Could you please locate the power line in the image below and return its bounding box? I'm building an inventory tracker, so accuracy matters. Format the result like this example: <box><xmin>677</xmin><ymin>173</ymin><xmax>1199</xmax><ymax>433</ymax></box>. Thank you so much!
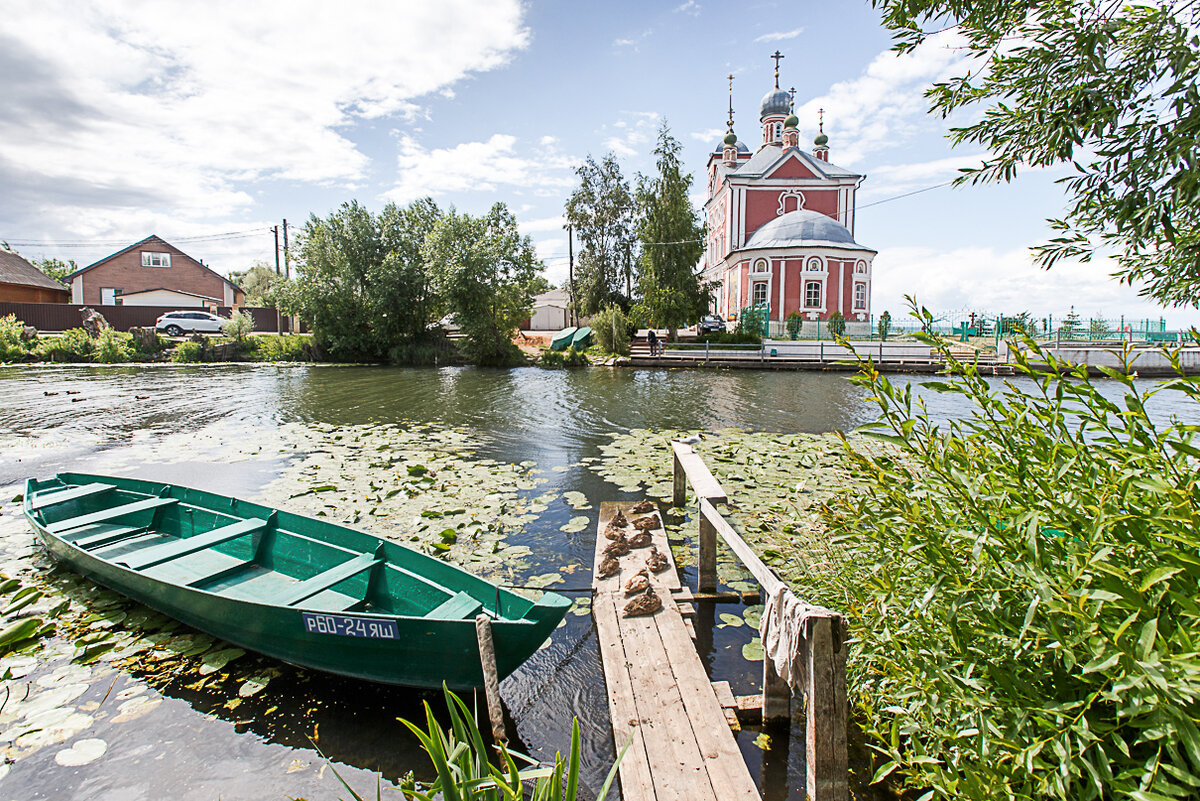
<box><xmin>2</xmin><ymin>228</ymin><xmax>272</xmax><ymax>248</ymax></box>
<box><xmin>857</xmin><ymin>181</ymin><xmax>954</xmax><ymax>210</ymax></box>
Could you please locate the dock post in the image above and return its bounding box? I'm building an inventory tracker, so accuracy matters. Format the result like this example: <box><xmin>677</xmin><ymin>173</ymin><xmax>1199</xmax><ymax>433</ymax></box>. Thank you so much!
<box><xmin>762</xmin><ymin>652</ymin><xmax>790</xmax><ymax>723</ymax></box>
<box><xmin>475</xmin><ymin>614</ymin><xmax>508</xmax><ymax>744</ymax></box>
<box><xmin>805</xmin><ymin>615</ymin><xmax>849</xmax><ymax>801</ymax></box>
<box><xmin>672</xmin><ymin>450</ymin><xmax>687</xmax><ymax>508</ymax></box>
<box><xmin>698</xmin><ymin>504</ymin><xmax>717</xmax><ymax>593</ymax></box>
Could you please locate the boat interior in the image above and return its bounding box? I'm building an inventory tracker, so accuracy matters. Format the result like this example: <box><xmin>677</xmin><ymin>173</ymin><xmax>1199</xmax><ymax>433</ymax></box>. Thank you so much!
<box><xmin>27</xmin><ymin>478</ymin><xmax>510</xmax><ymax>621</ymax></box>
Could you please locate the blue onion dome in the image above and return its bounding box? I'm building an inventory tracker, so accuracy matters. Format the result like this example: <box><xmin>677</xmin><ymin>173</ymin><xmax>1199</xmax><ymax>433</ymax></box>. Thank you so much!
<box><xmin>784</xmin><ymin>114</ymin><xmax>799</xmax><ymax>129</ymax></box>
<box><xmin>814</xmin><ymin>131</ymin><xmax>829</xmax><ymax>146</ymax></box>
<box><xmin>723</xmin><ymin>131</ymin><xmax>738</xmax><ymax>145</ymax></box>
<box><xmin>760</xmin><ymin>87</ymin><xmax>791</xmax><ymax>119</ymax></box>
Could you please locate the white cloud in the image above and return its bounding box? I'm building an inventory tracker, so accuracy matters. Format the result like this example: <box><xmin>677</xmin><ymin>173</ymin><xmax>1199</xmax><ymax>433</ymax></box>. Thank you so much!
<box><xmin>792</xmin><ymin>31</ymin><xmax>969</xmax><ymax>167</ymax></box>
<box><xmin>386</xmin><ymin>134</ymin><xmax>575</xmax><ymax>204</ymax></box>
<box><xmin>1</xmin><ymin>0</ymin><xmax>530</xmax><ymax>239</ymax></box>
<box><xmin>871</xmin><ymin>244</ymin><xmax>1193</xmax><ymax>323</ymax></box>
<box><xmin>599</xmin><ymin>111</ymin><xmax>661</xmax><ymax>161</ymax></box>
<box><xmin>754</xmin><ymin>28</ymin><xmax>804</xmax><ymax>43</ymax></box>
<box><xmin>675</xmin><ymin>1</ymin><xmax>701</xmax><ymax>16</ymax></box>
<box><xmin>520</xmin><ymin>215</ymin><xmax>567</xmax><ymax>234</ymax></box>
<box><xmin>859</xmin><ymin>154</ymin><xmax>989</xmax><ymax>198</ymax></box>
<box><xmin>691</xmin><ymin>128</ymin><xmax>725</xmax><ymax>143</ymax></box>
<box><xmin>613</xmin><ymin>29</ymin><xmax>653</xmax><ymax>49</ymax></box>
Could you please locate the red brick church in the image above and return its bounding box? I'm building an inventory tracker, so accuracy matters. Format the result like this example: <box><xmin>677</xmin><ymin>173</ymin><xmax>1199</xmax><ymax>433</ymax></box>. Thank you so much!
<box><xmin>700</xmin><ymin>54</ymin><xmax>875</xmax><ymax>327</ymax></box>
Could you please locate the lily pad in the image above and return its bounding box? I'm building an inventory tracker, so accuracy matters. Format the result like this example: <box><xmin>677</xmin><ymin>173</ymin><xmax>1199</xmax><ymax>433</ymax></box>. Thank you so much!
<box><xmin>239</xmin><ymin>675</ymin><xmax>271</xmax><ymax>697</ymax></box>
<box><xmin>742</xmin><ymin>638</ymin><xmax>764</xmax><ymax>662</ymax></box>
<box><xmin>718</xmin><ymin>613</ymin><xmax>744</xmax><ymax>628</ymax></box>
<box><xmin>560</xmin><ymin>516</ymin><xmax>590</xmax><ymax>533</ymax></box>
<box><xmin>55</xmin><ymin>738</ymin><xmax>107</xmax><ymax>766</ymax></box>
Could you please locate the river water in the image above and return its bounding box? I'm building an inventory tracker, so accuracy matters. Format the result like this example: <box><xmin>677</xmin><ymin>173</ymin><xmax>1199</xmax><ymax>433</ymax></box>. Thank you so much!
<box><xmin>1</xmin><ymin>364</ymin><xmax>1196</xmax><ymax>800</ymax></box>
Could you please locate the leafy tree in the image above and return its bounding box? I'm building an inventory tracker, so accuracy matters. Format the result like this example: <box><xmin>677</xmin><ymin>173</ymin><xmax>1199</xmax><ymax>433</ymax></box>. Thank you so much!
<box><xmin>786</xmin><ymin>311</ymin><xmax>803</xmax><ymax>340</ymax></box>
<box><xmin>592</xmin><ymin>305</ymin><xmax>630</xmax><ymax>356</ymax></box>
<box><xmin>827</xmin><ymin>309</ymin><xmax>846</xmax><ymax>338</ymax></box>
<box><xmin>221</xmin><ymin>309</ymin><xmax>255</xmax><ymax>342</ymax></box>
<box><xmin>226</xmin><ymin>262</ymin><xmax>289</xmax><ymax>308</ymax></box>
<box><xmin>289</xmin><ymin>199</ymin><xmax>442</xmax><ymax>361</ymax></box>
<box><xmin>565</xmin><ymin>154</ymin><xmax>637</xmax><ymax>314</ymax></box>
<box><xmin>871</xmin><ymin>1</ymin><xmax>1200</xmax><ymax>306</ymax></box>
<box><xmin>1059</xmin><ymin>304</ymin><xmax>1082</xmax><ymax>338</ymax></box>
<box><xmin>633</xmin><ymin>124</ymin><xmax>708</xmax><ymax>340</ymax></box>
<box><xmin>877</xmin><ymin>309</ymin><xmax>891</xmax><ymax>341</ymax></box>
<box><xmin>423</xmin><ymin>203</ymin><xmax>542</xmax><ymax>367</ymax></box>
<box><xmin>32</xmin><ymin>258</ymin><xmax>76</xmax><ymax>285</ymax></box>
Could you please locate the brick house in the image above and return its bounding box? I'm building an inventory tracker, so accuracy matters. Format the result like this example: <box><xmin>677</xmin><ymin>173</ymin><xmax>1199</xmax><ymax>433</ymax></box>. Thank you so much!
<box><xmin>67</xmin><ymin>235</ymin><xmax>243</xmax><ymax>308</ymax></box>
<box><xmin>0</xmin><ymin>250</ymin><xmax>70</xmax><ymax>303</ymax></box>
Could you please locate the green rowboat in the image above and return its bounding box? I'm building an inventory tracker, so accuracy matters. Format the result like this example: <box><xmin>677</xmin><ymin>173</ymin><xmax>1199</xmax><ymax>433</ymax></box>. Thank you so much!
<box><xmin>23</xmin><ymin>473</ymin><xmax>570</xmax><ymax>689</ymax></box>
<box><xmin>549</xmin><ymin>326</ymin><xmax>577</xmax><ymax>351</ymax></box>
<box><xmin>570</xmin><ymin>326</ymin><xmax>592</xmax><ymax>350</ymax></box>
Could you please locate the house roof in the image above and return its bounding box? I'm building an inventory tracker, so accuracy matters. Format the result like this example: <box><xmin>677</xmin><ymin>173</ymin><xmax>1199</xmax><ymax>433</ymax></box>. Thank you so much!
<box><xmin>0</xmin><ymin>250</ymin><xmax>69</xmax><ymax>292</ymax></box>
<box><xmin>67</xmin><ymin>234</ymin><xmax>243</xmax><ymax>292</ymax></box>
<box><xmin>120</xmin><ymin>287</ymin><xmax>222</xmax><ymax>302</ymax></box>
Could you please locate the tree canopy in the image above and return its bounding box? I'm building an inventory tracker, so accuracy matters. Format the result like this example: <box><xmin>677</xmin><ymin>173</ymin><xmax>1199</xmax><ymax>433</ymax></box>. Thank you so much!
<box><xmin>634</xmin><ymin>124</ymin><xmax>708</xmax><ymax>337</ymax></box>
<box><xmin>872</xmin><ymin>0</ymin><xmax>1200</xmax><ymax>306</ymax></box>
<box><xmin>564</xmin><ymin>154</ymin><xmax>637</xmax><ymax>315</ymax></box>
<box><xmin>226</xmin><ymin>261</ymin><xmax>289</xmax><ymax>308</ymax></box>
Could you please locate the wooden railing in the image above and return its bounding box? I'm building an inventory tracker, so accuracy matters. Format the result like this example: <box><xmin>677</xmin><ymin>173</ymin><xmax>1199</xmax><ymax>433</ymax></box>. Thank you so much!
<box><xmin>672</xmin><ymin>441</ymin><xmax>849</xmax><ymax>801</ymax></box>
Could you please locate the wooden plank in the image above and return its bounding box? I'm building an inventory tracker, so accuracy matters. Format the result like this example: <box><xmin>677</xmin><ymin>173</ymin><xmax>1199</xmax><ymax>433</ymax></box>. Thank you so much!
<box><xmin>48</xmin><ymin>497</ymin><xmax>177</xmax><ymax>535</ymax></box>
<box><xmin>475</xmin><ymin>614</ymin><xmax>507</xmax><ymax>744</ymax></box>
<box><xmin>699</xmin><ymin>498</ymin><xmax>784</xmax><ymax>598</ymax></box>
<box><xmin>671</xmin><ymin>442</ymin><xmax>727</xmax><ymax>504</ymax></box>
<box><xmin>807</xmin><ymin>616</ymin><xmax>842</xmax><ymax>801</ymax></box>
<box><xmin>593</xmin><ymin>591</ymin><xmax>656</xmax><ymax>800</ymax></box>
<box><xmin>30</xmin><ymin>482</ymin><xmax>114</xmax><ymax>511</ymax></box>
<box><xmin>118</xmin><ymin>517</ymin><xmax>266</xmax><ymax>570</ymax></box>
<box><xmin>697</xmin><ymin>507</ymin><xmax>717</xmax><ymax>593</ymax></box>
<box><xmin>711</xmin><ymin>681</ymin><xmax>736</xmax><ymax>710</ymax></box>
<box><xmin>763</xmin><ymin>649</ymin><xmax>792</xmax><ymax>722</ymax></box>
<box><xmin>275</xmin><ymin>553</ymin><xmax>379</xmax><ymax>607</ymax></box>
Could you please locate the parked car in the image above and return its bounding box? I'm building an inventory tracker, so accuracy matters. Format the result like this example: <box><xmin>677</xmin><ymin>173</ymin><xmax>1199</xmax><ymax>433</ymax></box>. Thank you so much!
<box><xmin>697</xmin><ymin>314</ymin><xmax>726</xmax><ymax>334</ymax></box>
<box><xmin>155</xmin><ymin>310</ymin><xmax>226</xmax><ymax>337</ymax></box>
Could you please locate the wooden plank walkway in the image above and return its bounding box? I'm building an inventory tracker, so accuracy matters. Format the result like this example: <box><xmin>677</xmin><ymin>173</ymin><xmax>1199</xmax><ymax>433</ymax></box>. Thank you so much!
<box><xmin>592</xmin><ymin>501</ymin><xmax>759</xmax><ymax>801</ymax></box>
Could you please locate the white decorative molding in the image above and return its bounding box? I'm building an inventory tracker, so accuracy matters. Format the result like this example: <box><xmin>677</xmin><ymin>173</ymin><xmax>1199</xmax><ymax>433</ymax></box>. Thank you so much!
<box><xmin>777</xmin><ymin>189</ymin><xmax>806</xmax><ymax>216</ymax></box>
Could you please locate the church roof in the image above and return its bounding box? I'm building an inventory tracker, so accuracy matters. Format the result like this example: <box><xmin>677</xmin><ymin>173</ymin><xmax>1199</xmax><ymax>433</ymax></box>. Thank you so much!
<box><xmin>734</xmin><ymin>144</ymin><xmax>861</xmax><ymax>179</ymax></box>
<box><xmin>760</xmin><ymin>87</ymin><xmax>791</xmax><ymax>118</ymax></box>
<box><xmin>712</xmin><ymin>139</ymin><xmax>751</xmax><ymax>155</ymax></box>
<box><xmin>743</xmin><ymin>209</ymin><xmax>875</xmax><ymax>253</ymax></box>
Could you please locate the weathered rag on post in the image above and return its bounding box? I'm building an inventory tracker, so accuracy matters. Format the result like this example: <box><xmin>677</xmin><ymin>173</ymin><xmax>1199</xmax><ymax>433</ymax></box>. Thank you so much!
<box><xmin>759</xmin><ymin>584</ymin><xmax>813</xmax><ymax>691</ymax></box>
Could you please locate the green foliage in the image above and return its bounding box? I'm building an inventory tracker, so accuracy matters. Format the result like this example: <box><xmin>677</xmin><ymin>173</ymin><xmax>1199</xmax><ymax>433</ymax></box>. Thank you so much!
<box><xmin>697</xmin><ymin>330</ymin><xmax>760</xmax><ymax>345</ymax></box>
<box><xmin>565</xmin><ymin>153</ymin><xmax>637</xmax><ymax>314</ymax></box>
<box><xmin>225</xmin><ymin>261</ymin><xmax>289</xmax><ymax>308</ymax></box>
<box><xmin>736</xmin><ymin>305</ymin><xmax>768</xmax><ymax>339</ymax></box>
<box><xmin>30</xmin><ymin>257</ymin><xmax>75</xmax><ymax>285</ymax></box>
<box><xmin>1060</xmin><ymin>305</ymin><xmax>1082</xmax><ymax>338</ymax></box>
<box><xmin>999</xmin><ymin>311</ymin><xmax>1036</xmax><ymax>338</ymax></box>
<box><xmin>0</xmin><ymin>314</ymin><xmax>28</xmax><ymax>362</ymax></box>
<box><xmin>786</xmin><ymin>311</ymin><xmax>803</xmax><ymax>340</ymax></box>
<box><xmin>634</xmin><ymin>123</ymin><xmax>709</xmax><ymax>337</ymax></box>
<box><xmin>830</xmin><ymin>302</ymin><xmax>1200</xmax><ymax>801</ymax></box>
<box><xmin>591</xmin><ymin>305</ymin><xmax>630</xmax><ymax>355</ymax></box>
<box><xmin>1088</xmin><ymin>315</ymin><xmax>1112</xmax><ymax>339</ymax></box>
<box><xmin>252</xmin><ymin>334</ymin><xmax>312</xmax><ymax>362</ymax></box>
<box><xmin>93</xmin><ymin>328</ymin><xmax>132</xmax><ymax>363</ymax></box>
<box><xmin>221</xmin><ymin>310</ymin><xmax>255</xmax><ymax>342</ymax></box>
<box><xmin>34</xmin><ymin>329</ymin><xmax>93</xmax><ymax>362</ymax></box>
<box><xmin>871</xmin><ymin>1</ymin><xmax>1200</xmax><ymax>306</ymax></box>
<box><xmin>539</xmin><ymin>346</ymin><xmax>589</xmax><ymax>368</ymax></box>
<box><xmin>170</xmin><ymin>341</ymin><xmax>204</xmax><ymax>363</ymax></box>
<box><xmin>877</xmin><ymin>310</ymin><xmax>891</xmax><ymax>341</ymax></box>
<box><xmin>423</xmin><ymin>203</ymin><xmax>542</xmax><ymax>367</ymax></box>
<box><xmin>827</xmin><ymin>309</ymin><xmax>845</xmax><ymax>338</ymax></box>
<box><xmin>290</xmin><ymin>198</ymin><xmax>443</xmax><ymax>361</ymax></box>
<box><xmin>388</xmin><ymin>685</ymin><xmax>625</xmax><ymax>801</ymax></box>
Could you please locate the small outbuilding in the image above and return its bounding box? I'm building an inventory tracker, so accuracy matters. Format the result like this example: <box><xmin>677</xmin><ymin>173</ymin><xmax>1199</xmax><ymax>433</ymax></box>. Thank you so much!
<box><xmin>529</xmin><ymin>288</ymin><xmax>571</xmax><ymax>330</ymax></box>
<box><xmin>0</xmin><ymin>251</ymin><xmax>70</xmax><ymax>303</ymax></box>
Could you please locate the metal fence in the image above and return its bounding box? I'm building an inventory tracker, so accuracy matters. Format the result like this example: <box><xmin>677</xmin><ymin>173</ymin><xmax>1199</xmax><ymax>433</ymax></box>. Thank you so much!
<box><xmin>0</xmin><ymin>302</ymin><xmax>301</xmax><ymax>334</ymax></box>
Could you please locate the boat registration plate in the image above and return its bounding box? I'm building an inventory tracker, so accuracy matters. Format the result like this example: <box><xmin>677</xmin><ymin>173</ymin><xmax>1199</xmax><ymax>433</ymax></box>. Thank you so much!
<box><xmin>302</xmin><ymin>612</ymin><xmax>398</xmax><ymax>639</ymax></box>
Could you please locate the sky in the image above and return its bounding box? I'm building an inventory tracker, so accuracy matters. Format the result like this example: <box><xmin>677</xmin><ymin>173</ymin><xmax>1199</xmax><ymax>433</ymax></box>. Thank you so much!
<box><xmin>2</xmin><ymin>0</ymin><xmax>1194</xmax><ymax>326</ymax></box>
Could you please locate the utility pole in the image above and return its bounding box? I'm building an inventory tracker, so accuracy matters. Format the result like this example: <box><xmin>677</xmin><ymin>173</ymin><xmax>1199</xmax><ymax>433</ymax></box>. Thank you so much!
<box><xmin>273</xmin><ymin>226</ymin><xmax>281</xmax><ymax>275</ymax></box>
<box><xmin>568</xmin><ymin>225</ymin><xmax>576</xmax><ymax>327</ymax></box>
<box><xmin>282</xmin><ymin>218</ymin><xmax>290</xmax><ymax>279</ymax></box>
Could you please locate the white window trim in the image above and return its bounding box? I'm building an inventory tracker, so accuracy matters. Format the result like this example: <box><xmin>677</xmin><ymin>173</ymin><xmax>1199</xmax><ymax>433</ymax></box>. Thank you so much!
<box><xmin>141</xmin><ymin>251</ymin><xmax>171</xmax><ymax>268</ymax></box>
<box><xmin>803</xmin><ymin>280</ymin><xmax>823</xmax><ymax>310</ymax></box>
<box><xmin>853</xmin><ymin>282</ymin><xmax>867</xmax><ymax>310</ymax></box>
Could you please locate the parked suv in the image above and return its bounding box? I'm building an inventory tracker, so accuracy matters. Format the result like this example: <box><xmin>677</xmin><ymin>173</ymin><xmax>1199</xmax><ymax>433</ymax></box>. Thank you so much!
<box><xmin>155</xmin><ymin>310</ymin><xmax>225</xmax><ymax>337</ymax></box>
<box><xmin>697</xmin><ymin>314</ymin><xmax>726</xmax><ymax>334</ymax></box>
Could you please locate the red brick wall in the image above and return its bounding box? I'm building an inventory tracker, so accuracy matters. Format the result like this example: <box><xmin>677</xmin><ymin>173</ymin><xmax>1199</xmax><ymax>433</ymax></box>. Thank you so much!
<box><xmin>78</xmin><ymin>239</ymin><xmax>234</xmax><ymax>306</ymax></box>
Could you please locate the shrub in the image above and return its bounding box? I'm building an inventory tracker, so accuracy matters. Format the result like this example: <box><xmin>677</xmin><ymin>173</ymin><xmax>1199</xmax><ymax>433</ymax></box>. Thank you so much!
<box><xmin>592</xmin><ymin>305</ymin><xmax>630</xmax><ymax>355</ymax></box>
<box><xmin>94</xmin><ymin>328</ymin><xmax>133</xmax><ymax>363</ymax></box>
<box><xmin>0</xmin><ymin>314</ymin><xmax>27</xmax><ymax>363</ymax></box>
<box><xmin>827</xmin><ymin>309</ymin><xmax>846</xmax><ymax>338</ymax></box>
<box><xmin>170</xmin><ymin>341</ymin><xmax>204</xmax><ymax>363</ymax></box>
<box><xmin>540</xmin><ymin>346</ymin><xmax>589</xmax><ymax>368</ymax></box>
<box><xmin>221</xmin><ymin>310</ymin><xmax>255</xmax><ymax>342</ymax></box>
<box><xmin>877</xmin><ymin>310</ymin><xmax>891</xmax><ymax>341</ymax></box>
<box><xmin>827</xmin><ymin>304</ymin><xmax>1200</xmax><ymax>801</ymax></box>
<box><xmin>34</xmin><ymin>329</ymin><xmax>93</xmax><ymax>363</ymax></box>
<box><xmin>785</xmin><ymin>311</ymin><xmax>803</xmax><ymax>340</ymax></box>
<box><xmin>695</xmin><ymin>330</ymin><xmax>760</xmax><ymax>345</ymax></box>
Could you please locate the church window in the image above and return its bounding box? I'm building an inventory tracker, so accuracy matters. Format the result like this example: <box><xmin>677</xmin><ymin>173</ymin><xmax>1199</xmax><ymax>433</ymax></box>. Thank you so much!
<box><xmin>806</xmin><ymin>257</ymin><xmax>822</xmax><ymax>272</ymax></box>
<box><xmin>752</xmin><ymin>281</ymin><xmax>768</xmax><ymax>307</ymax></box>
<box><xmin>773</xmin><ymin>123</ymin><xmax>782</xmax><ymax>141</ymax></box>
<box><xmin>855</xmin><ymin>260</ymin><xmax>867</xmax><ymax>275</ymax></box>
<box><xmin>804</xmin><ymin>281</ymin><xmax>822</xmax><ymax>308</ymax></box>
<box><xmin>854</xmin><ymin>283</ymin><xmax>867</xmax><ymax>309</ymax></box>
<box><xmin>752</xmin><ymin>258</ymin><xmax>768</xmax><ymax>274</ymax></box>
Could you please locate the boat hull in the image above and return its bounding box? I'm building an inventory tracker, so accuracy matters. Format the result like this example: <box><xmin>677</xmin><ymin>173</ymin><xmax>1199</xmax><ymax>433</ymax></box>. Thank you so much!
<box><xmin>25</xmin><ymin>474</ymin><xmax>569</xmax><ymax>689</ymax></box>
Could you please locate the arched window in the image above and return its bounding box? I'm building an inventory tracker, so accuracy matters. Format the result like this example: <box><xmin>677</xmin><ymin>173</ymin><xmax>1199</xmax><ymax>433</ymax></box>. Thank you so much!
<box><xmin>855</xmin><ymin>260</ymin><xmax>867</xmax><ymax>275</ymax></box>
<box><xmin>854</xmin><ymin>283</ymin><xmax>867</xmax><ymax>309</ymax></box>
<box><xmin>752</xmin><ymin>282</ymin><xmax>768</xmax><ymax>307</ymax></box>
<box><xmin>753</xmin><ymin>258</ymin><xmax>768</xmax><ymax>274</ymax></box>
<box><xmin>804</xmin><ymin>281</ymin><xmax>822</xmax><ymax>308</ymax></box>
<box><xmin>806</xmin><ymin>257</ymin><xmax>823</xmax><ymax>273</ymax></box>
<box><xmin>773</xmin><ymin>123</ymin><xmax>782</xmax><ymax>141</ymax></box>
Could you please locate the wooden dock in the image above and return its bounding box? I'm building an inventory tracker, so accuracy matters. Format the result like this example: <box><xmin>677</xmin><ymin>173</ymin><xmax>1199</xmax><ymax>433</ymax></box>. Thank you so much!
<box><xmin>592</xmin><ymin>501</ymin><xmax>759</xmax><ymax>801</ymax></box>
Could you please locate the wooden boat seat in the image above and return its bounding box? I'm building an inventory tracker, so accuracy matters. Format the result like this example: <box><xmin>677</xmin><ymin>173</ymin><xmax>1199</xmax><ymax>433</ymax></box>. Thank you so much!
<box><xmin>30</xmin><ymin>483</ymin><xmax>115</xmax><ymax>511</ymax></box>
<box><xmin>275</xmin><ymin>553</ymin><xmax>381</xmax><ymax>607</ymax></box>
<box><xmin>63</xmin><ymin>524</ymin><xmax>147</xmax><ymax>551</ymax></box>
<box><xmin>48</xmin><ymin>497</ymin><xmax>177</xmax><ymax>535</ymax></box>
<box><xmin>118</xmin><ymin>518</ymin><xmax>268</xmax><ymax>571</ymax></box>
<box><xmin>427</xmin><ymin>591</ymin><xmax>484</xmax><ymax>620</ymax></box>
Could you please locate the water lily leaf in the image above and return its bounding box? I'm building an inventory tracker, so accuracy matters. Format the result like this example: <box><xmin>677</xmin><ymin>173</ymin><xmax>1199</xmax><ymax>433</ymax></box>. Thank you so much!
<box><xmin>199</xmin><ymin>648</ymin><xmax>245</xmax><ymax>676</ymax></box>
<box><xmin>718</xmin><ymin>613</ymin><xmax>744</xmax><ymax>628</ymax></box>
<box><xmin>525</xmin><ymin>573</ymin><xmax>564</xmax><ymax>589</ymax></box>
<box><xmin>742</xmin><ymin>605</ymin><xmax>764</xmax><ymax>628</ymax></box>
<box><xmin>742</xmin><ymin>639</ymin><xmax>764</xmax><ymax>661</ymax></box>
<box><xmin>239</xmin><ymin>675</ymin><xmax>271</xmax><ymax>697</ymax></box>
<box><xmin>311</xmin><ymin>485</ymin><xmax>338</xmax><ymax>493</ymax></box>
<box><xmin>113</xmin><ymin>696</ymin><xmax>162</xmax><ymax>723</ymax></box>
<box><xmin>753</xmin><ymin>732</ymin><xmax>772</xmax><ymax>750</ymax></box>
<box><xmin>407</xmin><ymin>465</ymin><xmax>428</xmax><ymax>477</ymax></box>
<box><xmin>438</xmin><ymin>528</ymin><xmax>457</xmax><ymax>543</ymax></box>
<box><xmin>560</xmin><ymin>516</ymin><xmax>589</xmax><ymax>533</ymax></box>
<box><xmin>562</xmin><ymin>491</ymin><xmax>592</xmax><ymax>510</ymax></box>
<box><xmin>55</xmin><ymin>738</ymin><xmax>107</xmax><ymax>766</ymax></box>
